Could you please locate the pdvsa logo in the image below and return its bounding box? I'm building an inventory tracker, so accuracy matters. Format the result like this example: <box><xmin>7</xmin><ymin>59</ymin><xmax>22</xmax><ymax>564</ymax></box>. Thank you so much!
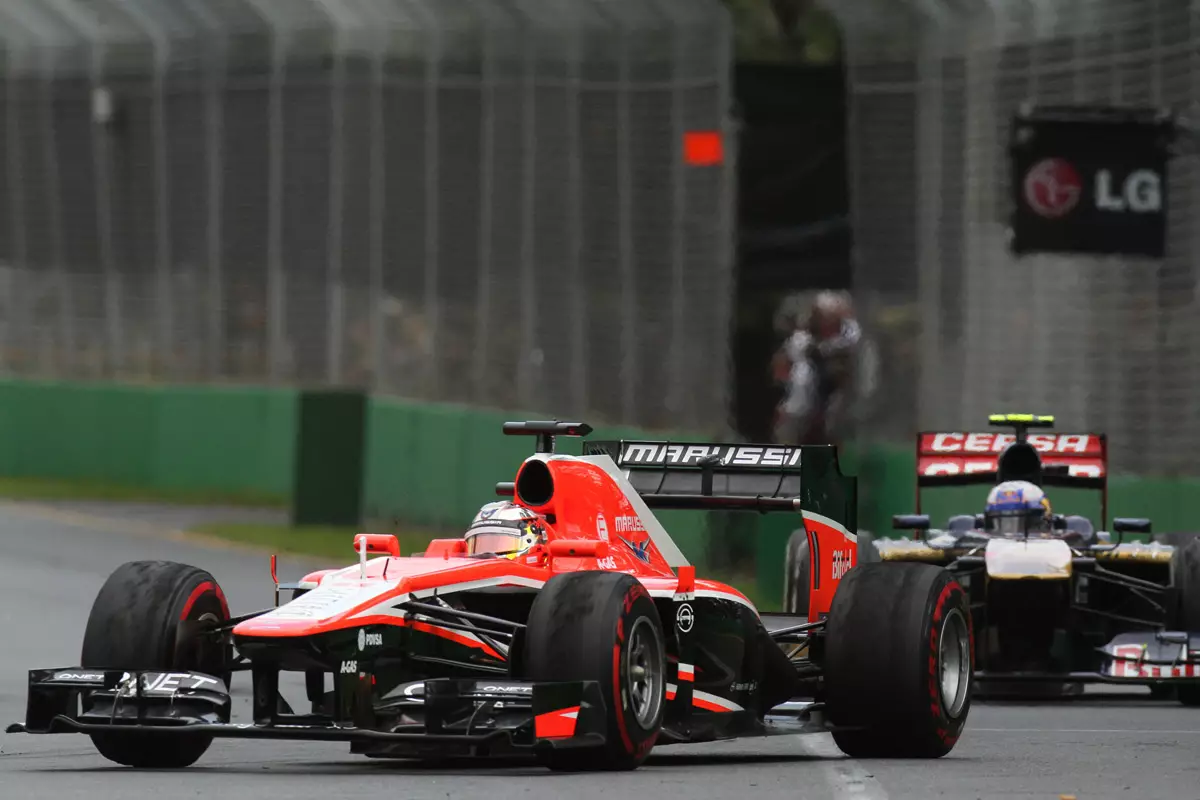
<box><xmin>1023</xmin><ymin>158</ymin><xmax>1082</xmax><ymax>218</ymax></box>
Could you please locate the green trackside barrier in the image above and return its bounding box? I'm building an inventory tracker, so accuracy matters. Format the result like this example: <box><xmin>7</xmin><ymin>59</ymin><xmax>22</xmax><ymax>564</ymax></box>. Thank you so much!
<box><xmin>0</xmin><ymin>378</ymin><xmax>297</xmax><ymax>500</ymax></box>
<box><xmin>292</xmin><ymin>390</ymin><xmax>368</xmax><ymax>527</ymax></box>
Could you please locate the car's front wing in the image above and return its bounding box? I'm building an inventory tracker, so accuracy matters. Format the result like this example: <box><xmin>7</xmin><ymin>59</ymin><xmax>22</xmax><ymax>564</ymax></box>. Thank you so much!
<box><xmin>1096</xmin><ymin>630</ymin><xmax>1200</xmax><ymax>681</ymax></box>
<box><xmin>976</xmin><ymin>630</ymin><xmax>1200</xmax><ymax>686</ymax></box>
<box><xmin>5</xmin><ymin>668</ymin><xmax>607</xmax><ymax>757</ymax></box>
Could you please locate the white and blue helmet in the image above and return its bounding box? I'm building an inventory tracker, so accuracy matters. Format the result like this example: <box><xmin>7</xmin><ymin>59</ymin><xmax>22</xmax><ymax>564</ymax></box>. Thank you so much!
<box><xmin>984</xmin><ymin>480</ymin><xmax>1053</xmax><ymax>535</ymax></box>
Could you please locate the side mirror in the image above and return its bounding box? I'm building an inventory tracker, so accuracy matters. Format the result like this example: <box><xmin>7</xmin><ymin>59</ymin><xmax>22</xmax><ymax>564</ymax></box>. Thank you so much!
<box><xmin>1112</xmin><ymin>518</ymin><xmax>1152</xmax><ymax>534</ymax></box>
<box><xmin>548</xmin><ymin>539</ymin><xmax>609</xmax><ymax>558</ymax></box>
<box><xmin>892</xmin><ymin>514</ymin><xmax>930</xmax><ymax>531</ymax></box>
<box><xmin>1052</xmin><ymin>514</ymin><xmax>1067</xmax><ymax>531</ymax></box>
<box><xmin>354</xmin><ymin>533</ymin><xmax>401</xmax><ymax>557</ymax></box>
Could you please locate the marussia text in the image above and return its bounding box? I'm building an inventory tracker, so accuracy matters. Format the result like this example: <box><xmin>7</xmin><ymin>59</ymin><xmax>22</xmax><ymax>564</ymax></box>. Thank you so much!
<box><xmin>619</xmin><ymin>443</ymin><xmax>801</xmax><ymax>468</ymax></box>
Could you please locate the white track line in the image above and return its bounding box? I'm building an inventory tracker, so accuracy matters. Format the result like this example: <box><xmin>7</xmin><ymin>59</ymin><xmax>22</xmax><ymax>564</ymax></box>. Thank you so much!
<box><xmin>797</xmin><ymin>733</ymin><xmax>889</xmax><ymax>800</ymax></box>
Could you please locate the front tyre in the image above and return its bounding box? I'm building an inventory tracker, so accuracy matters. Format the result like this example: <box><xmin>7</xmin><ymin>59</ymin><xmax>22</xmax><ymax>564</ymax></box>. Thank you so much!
<box><xmin>80</xmin><ymin>560</ymin><xmax>231</xmax><ymax>768</ymax></box>
<box><xmin>1170</xmin><ymin>538</ymin><xmax>1200</xmax><ymax>706</ymax></box>
<box><xmin>824</xmin><ymin>562</ymin><xmax>973</xmax><ymax>758</ymax></box>
<box><xmin>522</xmin><ymin>571</ymin><xmax>666</xmax><ymax>771</ymax></box>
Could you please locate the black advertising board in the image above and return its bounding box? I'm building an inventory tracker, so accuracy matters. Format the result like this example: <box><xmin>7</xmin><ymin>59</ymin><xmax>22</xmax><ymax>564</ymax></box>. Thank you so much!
<box><xmin>1010</xmin><ymin>105</ymin><xmax>1177</xmax><ymax>258</ymax></box>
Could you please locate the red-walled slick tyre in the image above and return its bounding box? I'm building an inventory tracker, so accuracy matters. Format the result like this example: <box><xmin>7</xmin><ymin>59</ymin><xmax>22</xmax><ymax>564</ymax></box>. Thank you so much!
<box><xmin>80</xmin><ymin>560</ymin><xmax>232</xmax><ymax>768</ymax></box>
<box><xmin>823</xmin><ymin>562</ymin><xmax>973</xmax><ymax>758</ymax></box>
<box><xmin>1171</xmin><ymin>538</ymin><xmax>1200</xmax><ymax>706</ymax></box>
<box><xmin>523</xmin><ymin>571</ymin><xmax>666</xmax><ymax>771</ymax></box>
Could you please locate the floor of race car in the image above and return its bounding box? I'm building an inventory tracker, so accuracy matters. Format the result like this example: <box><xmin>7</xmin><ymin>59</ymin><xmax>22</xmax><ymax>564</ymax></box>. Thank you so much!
<box><xmin>1</xmin><ymin>501</ymin><xmax>1197</xmax><ymax>800</ymax></box>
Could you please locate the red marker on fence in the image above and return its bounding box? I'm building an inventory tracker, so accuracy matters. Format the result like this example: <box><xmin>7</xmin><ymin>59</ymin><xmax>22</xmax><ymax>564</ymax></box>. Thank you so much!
<box><xmin>683</xmin><ymin>131</ymin><xmax>724</xmax><ymax>166</ymax></box>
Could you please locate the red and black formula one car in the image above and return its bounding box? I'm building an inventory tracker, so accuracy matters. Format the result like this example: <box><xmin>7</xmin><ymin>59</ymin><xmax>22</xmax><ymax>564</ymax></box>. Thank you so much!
<box><xmin>8</xmin><ymin>421</ymin><xmax>974</xmax><ymax>770</ymax></box>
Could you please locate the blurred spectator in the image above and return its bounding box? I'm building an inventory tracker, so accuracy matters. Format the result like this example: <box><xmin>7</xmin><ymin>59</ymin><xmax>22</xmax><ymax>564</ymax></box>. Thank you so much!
<box><xmin>771</xmin><ymin>290</ymin><xmax>875</xmax><ymax>446</ymax></box>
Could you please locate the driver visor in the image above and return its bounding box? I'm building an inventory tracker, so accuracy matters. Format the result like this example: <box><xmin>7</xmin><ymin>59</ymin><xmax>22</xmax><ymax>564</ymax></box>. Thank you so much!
<box><xmin>986</xmin><ymin>510</ymin><xmax>1045</xmax><ymax>535</ymax></box>
<box><xmin>465</xmin><ymin>527</ymin><xmax>523</xmax><ymax>555</ymax></box>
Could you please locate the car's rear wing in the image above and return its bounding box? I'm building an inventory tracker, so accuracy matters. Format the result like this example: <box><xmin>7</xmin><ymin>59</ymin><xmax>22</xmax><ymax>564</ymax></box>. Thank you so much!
<box><xmin>580</xmin><ymin>439</ymin><xmax>856</xmax><ymax>534</ymax></box>
<box><xmin>915</xmin><ymin>414</ymin><xmax>1108</xmax><ymax>526</ymax></box>
<box><xmin>916</xmin><ymin>431</ymin><xmax>1106</xmax><ymax>489</ymax></box>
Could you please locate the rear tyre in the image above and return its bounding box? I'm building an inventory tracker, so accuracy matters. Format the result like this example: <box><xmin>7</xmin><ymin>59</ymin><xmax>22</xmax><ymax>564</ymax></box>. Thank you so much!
<box><xmin>80</xmin><ymin>560</ymin><xmax>231</xmax><ymax>768</ymax></box>
<box><xmin>782</xmin><ymin>529</ymin><xmax>810</xmax><ymax>616</ymax></box>
<box><xmin>824</xmin><ymin>562</ymin><xmax>973</xmax><ymax>758</ymax></box>
<box><xmin>1170</xmin><ymin>539</ymin><xmax>1200</xmax><ymax>707</ymax></box>
<box><xmin>523</xmin><ymin>572</ymin><xmax>665</xmax><ymax>772</ymax></box>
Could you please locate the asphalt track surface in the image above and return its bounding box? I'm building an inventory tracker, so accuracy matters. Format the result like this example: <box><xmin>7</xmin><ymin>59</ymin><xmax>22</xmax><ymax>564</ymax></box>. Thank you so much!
<box><xmin>1</xmin><ymin>501</ymin><xmax>1198</xmax><ymax>799</ymax></box>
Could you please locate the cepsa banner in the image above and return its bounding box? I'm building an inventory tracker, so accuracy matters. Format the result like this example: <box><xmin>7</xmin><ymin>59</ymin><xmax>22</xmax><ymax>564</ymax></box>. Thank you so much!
<box><xmin>916</xmin><ymin>431</ymin><xmax>1106</xmax><ymax>479</ymax></box>
<box><xmin>1009</xmin><ymin>105</ymin><xmax>1176</xmax><ymax>258</ymax></box>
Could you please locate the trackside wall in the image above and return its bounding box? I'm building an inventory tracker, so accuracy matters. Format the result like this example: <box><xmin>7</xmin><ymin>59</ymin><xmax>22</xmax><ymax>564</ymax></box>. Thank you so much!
<box><xmin>0</xmin><ymin>379</ymin><xmax>296</xmax><ymax>500</ymax></box>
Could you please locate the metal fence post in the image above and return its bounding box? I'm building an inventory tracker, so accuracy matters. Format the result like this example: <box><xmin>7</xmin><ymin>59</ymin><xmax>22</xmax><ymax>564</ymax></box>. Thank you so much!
<box><xmin>914</xmin><ymin>1</ymin><xmax>947</xmax><ymax>426</ymax></box>
<box><xmin>517</xmin><ymin>7</ymin><xmax>537</xmax><ymax>409</ymax></box>
<box><xmin>471</xmin><ymin>0</ymin><xmax>498</xmax><ymax>406</ymax></box>
<box><xmin>120</xmin><ymin>0</ymin><xmax>173</xmax><ymax>380</ymax></box>
<box><xmin>407</xmin><ymin>0</ymin><xmax>442</xmax><ymax>400</ymax></box>
<box><xmin>38</xmin><ymin>43</ymin><xmax>69</xmax><ymax>375</ymax></box>
<box><xmin>667</xmin><ymin>5</ymin><xmax>688</xmax><ymax>426</ymax></box>
<box><xmin>1191</xmin><ymin>0</ymin><xmax>1200</xmax><ymax>456</ymax></box>
<box><xmin>325</xmin><ymin>7</ymin><xmax>349</xmax><ymax>386</ymax></box>
<box><xmin>243</xmin><ymin>0</ymin><xmax>289</xmax><ymax>382</ymax></box>
<box><xmin>715</xmin><ymin>4</ymin><xmax>737</xmax><ymax>435</ymax></box>
<box><xmin>567</xmin><ymin>6</ymin><xmax>587</xmax><ymax>418</ymax></box>
<box><xmin>615</xmin><ymin>10</ymin><xmax>636</xmax><ymax>425</ymax></box>
<box><xmin>180</xmin><ymin>0</ymin><xmax>228</xmax><ymax>381</ymax></box>
<box><xmin>365</xmin><ymin>1</ymin><xmax>387</xmax><ymax>392</ymax></box>
<box><xmin>3</xmin><ymin>35</ymin><xmax>28</xmax><ymax>374</ymax></box>
<box><xmin>79</xmin><ymin>16</ymin><xmax>123</xmax><ymax>377</ymax></box>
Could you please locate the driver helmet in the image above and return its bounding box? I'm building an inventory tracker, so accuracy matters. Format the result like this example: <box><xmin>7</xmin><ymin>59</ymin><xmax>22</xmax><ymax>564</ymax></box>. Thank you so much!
<box><xmin>984</xmin><ymin>480</ymin><xmax>1052</xmax><ymax>535</ymax></box>
<box><xmin>465</xmin><ymin>501</ymin><xmax>546</xmax><ymax>559</ymax></box>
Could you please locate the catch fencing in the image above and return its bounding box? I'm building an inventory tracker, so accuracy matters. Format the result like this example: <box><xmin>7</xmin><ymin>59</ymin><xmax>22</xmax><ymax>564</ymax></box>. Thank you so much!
<box><xmin>0</xmin><ymin>0</ymin><xmax>735</xmax><ymax>435</ymax></box>
<box><xmin>829</xmin><ymin>0</ymin><xmax>1200</xmax><ymax>474</ymax></box>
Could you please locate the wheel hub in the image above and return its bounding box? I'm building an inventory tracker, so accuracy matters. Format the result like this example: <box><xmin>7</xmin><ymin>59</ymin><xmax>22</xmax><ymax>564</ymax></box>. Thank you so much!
<box><xmin>625</xmin><ymin>617</ymin><xmax>664</xmax><ymax>728</ymax></box>
<box><xmin>938</xmin><ymin>607</ymin><xmax>971</xmax><ymax>718</ymax></box>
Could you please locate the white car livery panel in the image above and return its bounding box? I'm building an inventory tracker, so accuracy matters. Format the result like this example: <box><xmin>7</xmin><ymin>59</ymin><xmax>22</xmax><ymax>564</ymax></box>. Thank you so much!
<box><xmin>984</xmin><ymin>538</ymin><xmax>1072</xmax><ymax>579</ymax></box>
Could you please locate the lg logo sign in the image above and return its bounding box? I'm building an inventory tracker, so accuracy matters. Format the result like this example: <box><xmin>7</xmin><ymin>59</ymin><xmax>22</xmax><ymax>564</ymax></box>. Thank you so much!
<box><xmin>1095</xmin><ymin>169</ymin><xmax>1161</xmax><ymax>213</ymax></box>
<box><xmin>1024</xmin><ymin>158</ymin><xmax>1162</xmax><ymax>218</ymax></box>
<box><xmin>1023</xmin><ymin>158</ymin><xmax>1081</xmax><ymax>218</ymax></box>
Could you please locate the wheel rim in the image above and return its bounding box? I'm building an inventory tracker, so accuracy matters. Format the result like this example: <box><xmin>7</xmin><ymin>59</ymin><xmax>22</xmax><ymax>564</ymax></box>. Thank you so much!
<box><xmin>190</xmin><ymin>610</ymin><xmax>225</xmax><ymax>676</ymax></box>
<box><xmin>625</xmin><ymin>616</ymin><xmax>664</xmax><ymax>729</ymax></box>
<box><xmin>938</xmin><ymin>607</ymin><xmax>971</xmax><ymax>719</ymax></box>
